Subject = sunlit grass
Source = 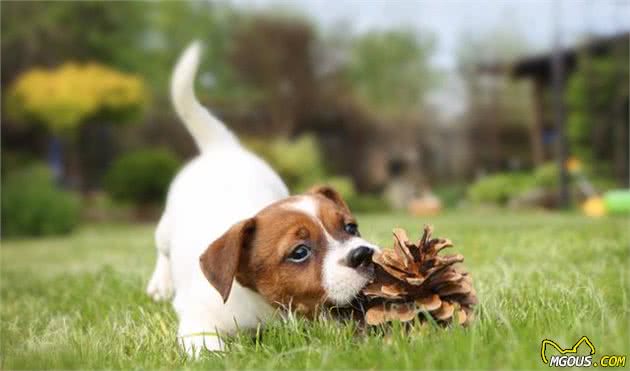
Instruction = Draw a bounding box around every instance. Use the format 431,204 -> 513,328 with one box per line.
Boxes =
1,211 -> 628,369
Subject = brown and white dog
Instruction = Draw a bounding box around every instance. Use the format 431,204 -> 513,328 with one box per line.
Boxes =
146,42 -> 379,356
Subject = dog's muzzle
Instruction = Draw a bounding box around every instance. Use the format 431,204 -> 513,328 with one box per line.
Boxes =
346,246 -> 374,268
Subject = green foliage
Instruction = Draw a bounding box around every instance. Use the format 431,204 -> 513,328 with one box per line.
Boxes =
104,149 -> 180,205
1,1 -> 246,110
434,184 -> 467,209
0,151 -> 37,180
344,29 -> 436,115
141,2 -> 247,101
246,136 -> 390,212
346,194 -> 391,213
319,176 -> 390,213
320,176 -> 356,200
467,161 -> 620,206
566,50 -> 629,158
1,1 -> 150,93
246,135 -> 326,192
466,163 -> 557,206
1,165 -> 81,238
466,163 -> 560,206
467,172 -> 532,205
531,162 -> 559,188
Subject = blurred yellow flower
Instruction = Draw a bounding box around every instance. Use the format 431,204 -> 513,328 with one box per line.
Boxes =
7,62 -> 146,132
565,156 -> 582,174
581,196 -> 605,217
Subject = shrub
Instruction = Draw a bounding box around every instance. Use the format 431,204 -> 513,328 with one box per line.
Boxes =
467,172 -> 532,205
1,151 -> 37,180
347,194 -> 391,213
567,53 -> 628,158
531,162 -> 559,188
1,165 -> 81,237
434,184 -> 467,209
245,135 -> 326,192
318,176 -> 356,200
321,176 -> 390,213
468,164 -> 560,206
530,162 -> 617,192
104,149 -> 180,205
246,137 -> 391,212
467,163 -> 620,207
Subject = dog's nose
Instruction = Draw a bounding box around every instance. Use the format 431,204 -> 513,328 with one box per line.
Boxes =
347,246 -> 374,268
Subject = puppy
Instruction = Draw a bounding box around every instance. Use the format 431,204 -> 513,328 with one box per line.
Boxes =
146,42 -> 379,356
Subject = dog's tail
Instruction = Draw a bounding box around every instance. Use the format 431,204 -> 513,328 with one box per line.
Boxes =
171,41 -> 237,151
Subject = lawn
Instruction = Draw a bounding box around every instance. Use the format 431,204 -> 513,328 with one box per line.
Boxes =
1,211 -> 628,370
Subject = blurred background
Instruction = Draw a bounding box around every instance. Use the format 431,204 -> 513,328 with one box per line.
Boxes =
1,0 -> 629,238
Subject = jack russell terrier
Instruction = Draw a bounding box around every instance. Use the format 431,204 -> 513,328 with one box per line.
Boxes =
146,42 -> 379,356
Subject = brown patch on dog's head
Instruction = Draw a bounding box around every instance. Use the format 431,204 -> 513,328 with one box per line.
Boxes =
199,218 -> 256,302
308,185 -> 350,214
199,188 -> 377,314
246,206 -> 327,312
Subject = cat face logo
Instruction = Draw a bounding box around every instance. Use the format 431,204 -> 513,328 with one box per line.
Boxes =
541,336 -> 595,367
541,336 -> 626,368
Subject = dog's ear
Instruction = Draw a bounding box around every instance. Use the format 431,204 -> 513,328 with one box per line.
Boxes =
307,185 -> 350,213
199,218 -> 256,303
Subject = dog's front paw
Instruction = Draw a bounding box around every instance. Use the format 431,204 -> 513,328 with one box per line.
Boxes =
179,334 -> 225,358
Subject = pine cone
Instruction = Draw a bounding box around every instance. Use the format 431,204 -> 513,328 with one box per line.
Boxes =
360,225 -> 477,326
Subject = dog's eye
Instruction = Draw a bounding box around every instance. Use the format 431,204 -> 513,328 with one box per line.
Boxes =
287,245 -> 311,263
344,223 -> 360,236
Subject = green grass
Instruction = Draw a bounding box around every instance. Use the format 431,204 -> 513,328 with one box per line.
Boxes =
1,211 -> 628,369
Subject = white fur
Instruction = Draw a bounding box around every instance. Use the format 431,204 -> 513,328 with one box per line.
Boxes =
170,41 -> 237,150
148,42 -> 288,355
287,197 -> 380,305
322,236 -> 378,304
148,42 -> 377,357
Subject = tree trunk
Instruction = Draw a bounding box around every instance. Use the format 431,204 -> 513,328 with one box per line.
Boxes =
529,79 -> 545,166
47,135 -> 64,185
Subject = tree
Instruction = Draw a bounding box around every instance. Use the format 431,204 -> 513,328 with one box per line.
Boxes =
0,1 -> 148,87
7,63 -> 145,132
140,1 -> 243,99
567,42 -> 629,185
6,63 -> 146,188
1,1 -> 247,168
1,1 -> 151,188
343,29 -> 436,117
229,15 -> 317,136
456,25 -> 532,172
